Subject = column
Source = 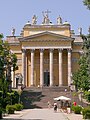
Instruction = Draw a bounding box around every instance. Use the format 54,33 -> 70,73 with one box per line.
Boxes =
40,49 -> 44,86
11,67 -> 14,88
50,49 -> 53,86
58,49 -> 63,86
22,49 -> 26,85
68,49 -> 72,86
31,49 -> 34,86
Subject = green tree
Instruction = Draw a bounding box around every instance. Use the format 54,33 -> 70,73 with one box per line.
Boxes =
0,34 -> 17,111
83,0 -> 90,10
72,30 -> 90,91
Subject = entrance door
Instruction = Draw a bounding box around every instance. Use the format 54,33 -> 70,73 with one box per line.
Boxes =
44,72 -> 50,86
16,78 -> 19,88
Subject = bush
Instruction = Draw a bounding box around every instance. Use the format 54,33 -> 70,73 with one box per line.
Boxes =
0,108 -> 2,119
84,91 -> 90,102
71,105 -> 82,114
82,107 -> 90,119
14,103 -> 23,111
6,105 -> 15,114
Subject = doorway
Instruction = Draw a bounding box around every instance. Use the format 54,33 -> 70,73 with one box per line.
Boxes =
16,77 -> 19,88
44,72 -> 50,86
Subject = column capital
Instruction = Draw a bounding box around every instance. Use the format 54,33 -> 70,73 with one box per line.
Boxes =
49,49 -> 54,53
40,49 -> 44,53
31,49 -> 35,53
58,48 -> 63,52
22,49 -> 26,53
67,48 -> 72,53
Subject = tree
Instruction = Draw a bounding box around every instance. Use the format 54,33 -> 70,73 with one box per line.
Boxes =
72,30 -> 90,91
83,0 -> 90,10
0,34 -> 17,113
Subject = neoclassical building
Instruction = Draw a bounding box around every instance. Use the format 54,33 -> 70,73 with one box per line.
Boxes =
6,13 -> 83,88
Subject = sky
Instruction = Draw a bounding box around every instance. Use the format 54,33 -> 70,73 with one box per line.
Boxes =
0,0 -> 90,38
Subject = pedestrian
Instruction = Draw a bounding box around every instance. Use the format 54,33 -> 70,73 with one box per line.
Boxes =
73,101 -> 77,106
54,102 -> 57,112
47,101 -> 51,109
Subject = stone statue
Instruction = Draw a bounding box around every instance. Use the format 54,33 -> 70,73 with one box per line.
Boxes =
88,26 -> 90,34
32,15 -> 37,25
43,13 -> 50,24
11,27 -> 15,36
57,15 -> 62,25
42,10 -> 51,24
78,27 -> 82,35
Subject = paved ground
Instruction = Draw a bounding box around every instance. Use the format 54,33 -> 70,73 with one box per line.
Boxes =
3,108 -> 83,120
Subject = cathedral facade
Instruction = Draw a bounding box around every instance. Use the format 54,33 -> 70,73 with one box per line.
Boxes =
6,13 -> 83,88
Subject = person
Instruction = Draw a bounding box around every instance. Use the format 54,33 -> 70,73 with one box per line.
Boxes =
47,101 -> 51,109
73,101 -> 77,106
54,102 -> 57,112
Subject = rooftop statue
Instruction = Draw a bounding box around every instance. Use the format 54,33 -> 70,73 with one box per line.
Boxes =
57,15 -> 62,25
42,10 -> 51,24
78,27 -> 82,35
11,27 -> 15,36
32,15 -> 37,25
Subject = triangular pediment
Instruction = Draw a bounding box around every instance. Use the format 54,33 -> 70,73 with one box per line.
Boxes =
19,31 -> 74,42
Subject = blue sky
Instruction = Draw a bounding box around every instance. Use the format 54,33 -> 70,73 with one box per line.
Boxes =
0,0 -> 90,38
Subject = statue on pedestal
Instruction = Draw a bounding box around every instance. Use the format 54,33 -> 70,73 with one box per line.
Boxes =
32,15 -> 37,25
57,15 -> 62,25
78,27 -> 82,35
42,10 -> 51,24
11,27 -> 15,36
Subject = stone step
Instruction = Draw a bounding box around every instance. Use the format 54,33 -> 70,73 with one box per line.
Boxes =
21,87 -> 83,109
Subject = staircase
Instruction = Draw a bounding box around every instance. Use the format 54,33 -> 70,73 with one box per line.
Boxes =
21,86 -> 83,109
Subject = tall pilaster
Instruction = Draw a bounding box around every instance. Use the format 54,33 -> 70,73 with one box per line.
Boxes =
59,49 -> 63,86
68,49 -> 72,86
31,49 -> 34,86
40,49 -> 44,86
50,49 -> 53,86
22,49 -> 26,85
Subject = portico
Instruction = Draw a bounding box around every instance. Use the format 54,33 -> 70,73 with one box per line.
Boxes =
21,47 -> 72,87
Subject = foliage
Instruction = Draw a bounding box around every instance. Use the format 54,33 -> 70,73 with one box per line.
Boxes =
14,103 -> 23,111
0,108 -> 2,119
83,0 -> 90,10
82,107 -> 90,119
84,91 -> 90,102
72,56 -> 90,91
72,34 -> 90,91
0,34 -> 17,111
71,105 -> 82,114
6,105 -> 15,114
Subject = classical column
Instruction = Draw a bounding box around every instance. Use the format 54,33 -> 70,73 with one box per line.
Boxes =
68,49 -> 72,86
31,49 -> 34,86
11,67 -> 14,88
26,53 -> 27,86
58,49 -> 63,86
50,49 -> 54,86
22,49 -> 26,85
40,49 -> 44,86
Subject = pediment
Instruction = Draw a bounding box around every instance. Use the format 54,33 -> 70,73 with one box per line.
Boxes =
19,31 -> 74,42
